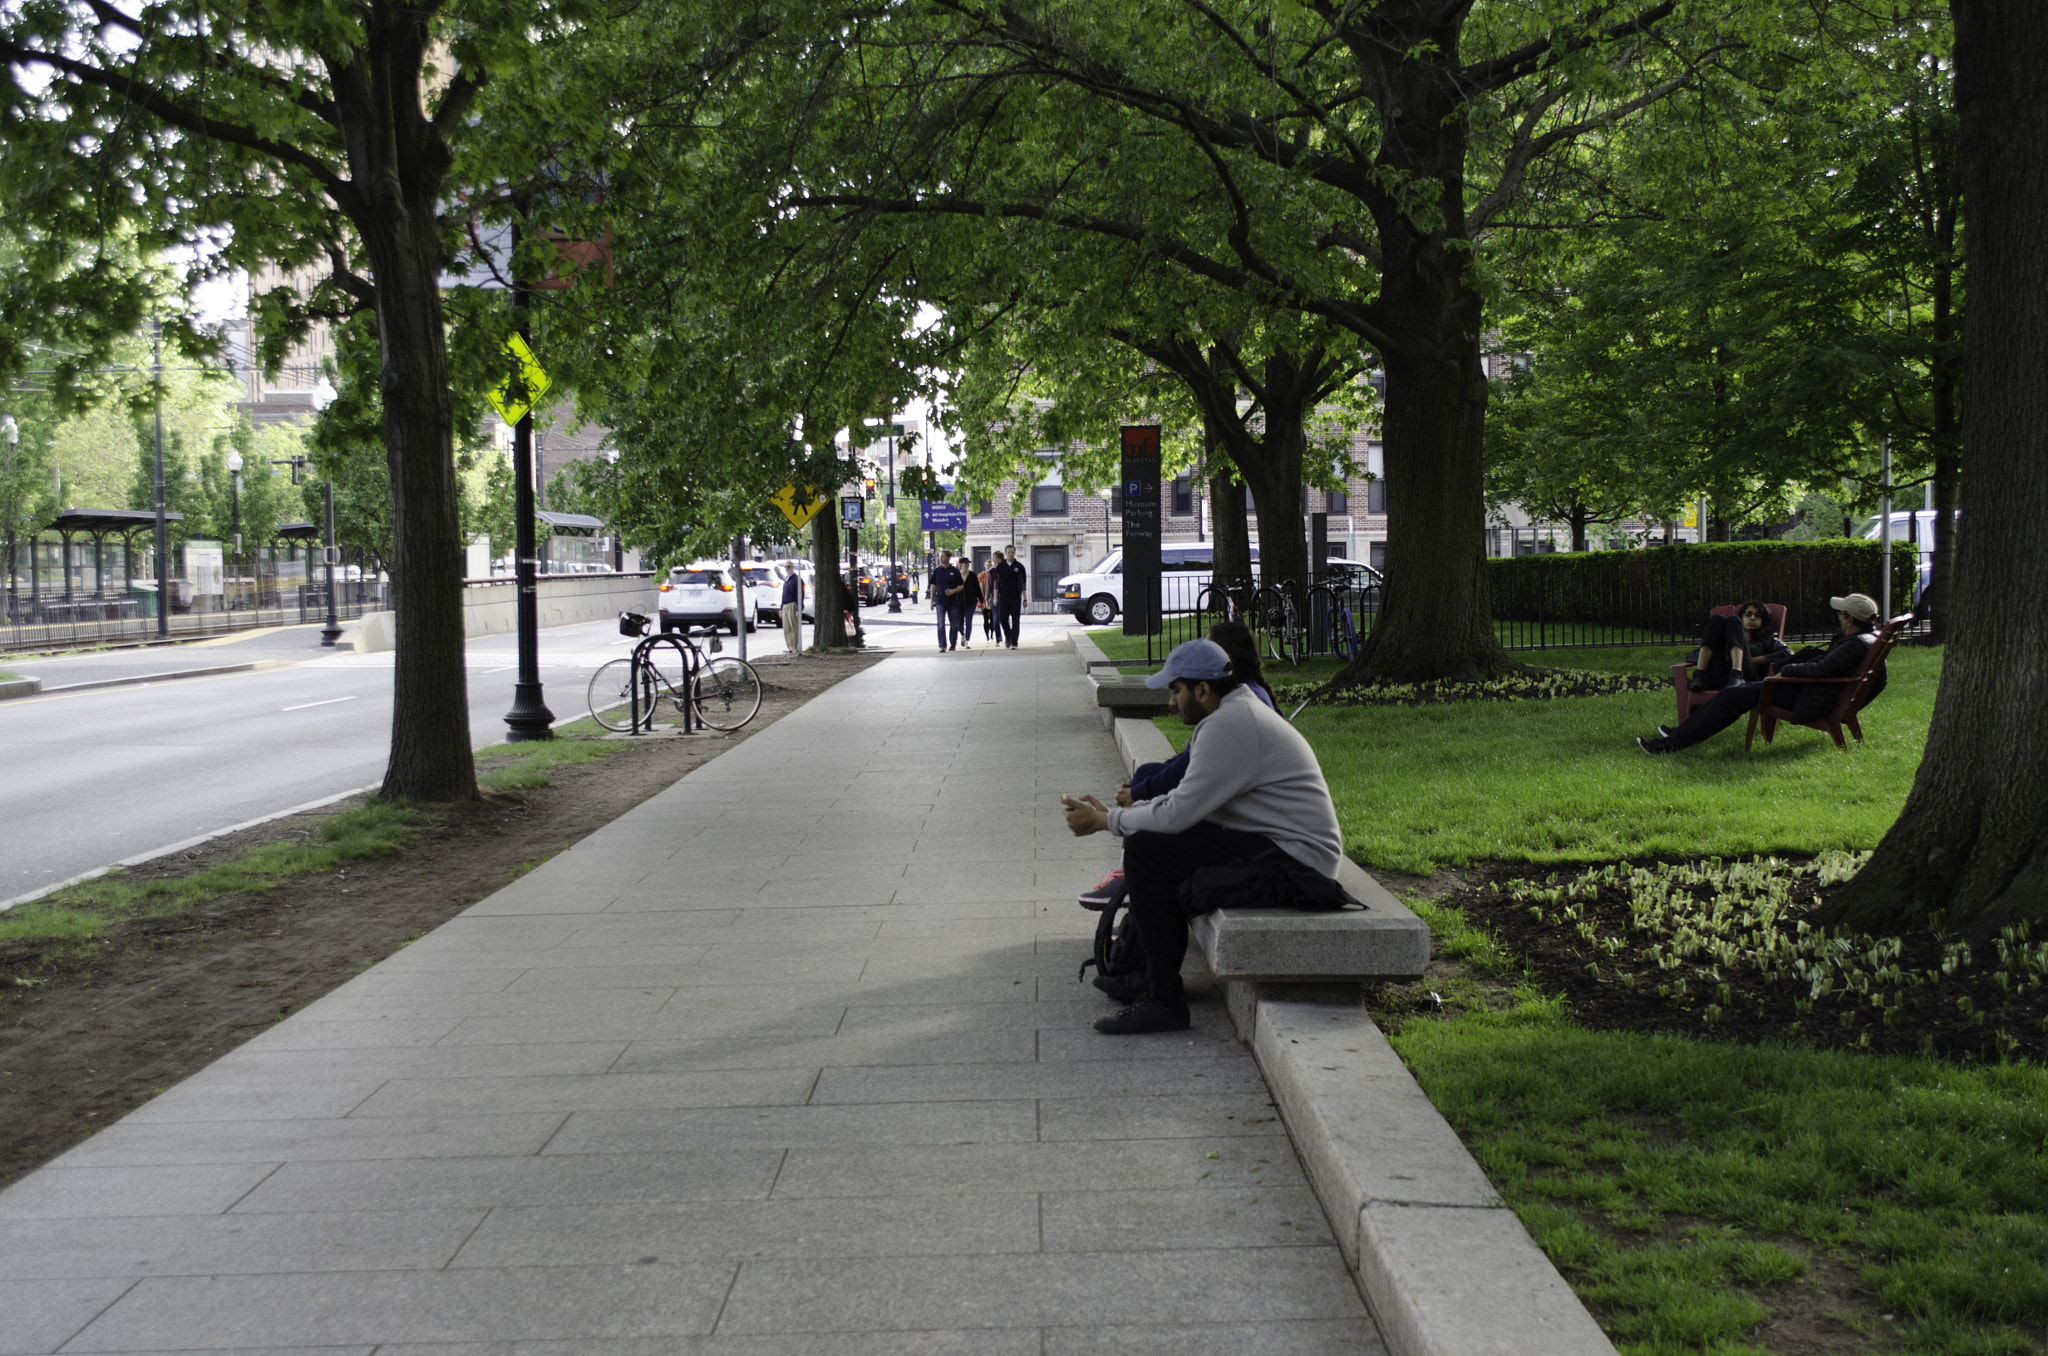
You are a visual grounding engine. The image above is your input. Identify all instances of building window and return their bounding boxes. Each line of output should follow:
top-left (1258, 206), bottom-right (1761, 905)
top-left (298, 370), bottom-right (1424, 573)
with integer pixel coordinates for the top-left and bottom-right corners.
top-left (1030, 485), bottom-right (1068, 516)
top-left (1109, 485), bottom-right (1125, 515)
top-left (1369, 541), bottom-right (1386, 571)
top-left (973, 498), bottom-right (992, 518)
top-left (1327, 486), bottom-right (1349, 515)
top-left (1171, 477), bottom-right (1193, 516)
top-left (1366, 442), bottom-right (1386, 515)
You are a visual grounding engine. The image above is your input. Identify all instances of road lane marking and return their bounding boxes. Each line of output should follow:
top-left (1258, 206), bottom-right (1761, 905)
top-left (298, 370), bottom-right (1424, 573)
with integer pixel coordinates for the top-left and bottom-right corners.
top-left (282, 695), bottom-right (360, 711)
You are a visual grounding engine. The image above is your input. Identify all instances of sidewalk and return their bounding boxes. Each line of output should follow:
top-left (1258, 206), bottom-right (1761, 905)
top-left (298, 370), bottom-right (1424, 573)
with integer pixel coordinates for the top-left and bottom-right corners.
top-left (0, 645), bottom-right (1382, 1353)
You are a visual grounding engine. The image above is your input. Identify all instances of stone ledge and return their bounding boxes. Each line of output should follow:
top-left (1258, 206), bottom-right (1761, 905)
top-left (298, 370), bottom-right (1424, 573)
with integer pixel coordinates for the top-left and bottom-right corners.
top-left (0, 677), bottom-right (42, 700)
top-left (1255, 998), bottom-right (1616, 1356)
top-left (1110, 714), bottom-right (1430, 984)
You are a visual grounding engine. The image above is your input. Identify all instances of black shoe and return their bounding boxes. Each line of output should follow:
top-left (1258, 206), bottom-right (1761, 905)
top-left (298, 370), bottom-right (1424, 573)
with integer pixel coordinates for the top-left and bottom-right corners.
top-left (1636, 735), bottom-right (1668, 755)
top-left (1094, 1000), bottom-right (1192, 1035)
top-left (1657, 724), bottom-right (1677, 740)
top-left (1092, 971), bottom-right (1149, 1004)
top-left (1687, 673), bottom-right (1706, 692)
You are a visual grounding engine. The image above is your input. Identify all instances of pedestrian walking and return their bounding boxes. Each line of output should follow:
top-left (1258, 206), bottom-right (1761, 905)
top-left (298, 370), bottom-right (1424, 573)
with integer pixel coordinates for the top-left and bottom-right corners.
top-left (956, 561), bottom-right (984, 650)
top-left (990, 544), bottom-right (1028, 649)
top-left (929, 551), bottom-right (963, 652)
top-left (978, 557), bottom-right (998, 640)
top-left (779, 568), bottom-right (805, 655)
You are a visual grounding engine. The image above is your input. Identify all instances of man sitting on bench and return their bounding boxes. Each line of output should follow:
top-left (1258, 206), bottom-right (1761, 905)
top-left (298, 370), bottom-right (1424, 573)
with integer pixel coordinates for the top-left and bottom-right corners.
top-left (1061, 639), bottom-right (1342, 1035)
top-left (1637, 593), bottom-right (1888, 755)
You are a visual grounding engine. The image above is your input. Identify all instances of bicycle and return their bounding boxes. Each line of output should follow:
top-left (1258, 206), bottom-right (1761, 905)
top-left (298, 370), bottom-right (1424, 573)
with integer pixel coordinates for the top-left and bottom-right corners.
top-left (1307, 576), bottom-right (1361, 662)
top-left (589, 612), bottom-right (763, 734)
top-left (1248, 583), bottom-right (1304, 665)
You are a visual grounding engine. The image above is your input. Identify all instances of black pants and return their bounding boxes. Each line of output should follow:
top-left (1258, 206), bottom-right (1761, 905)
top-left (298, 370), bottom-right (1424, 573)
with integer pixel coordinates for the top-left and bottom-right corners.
top-left (1694, 614), bottom-right (1752, 690)
top-left (997, 597), bottom-right (1021, 647)
top-left (1124, 823), bottom-right (1281, 1009)
top-left (982, 605), bottom-right (998, 638)
top-left (1666, 679), bottom-right (1819, 750)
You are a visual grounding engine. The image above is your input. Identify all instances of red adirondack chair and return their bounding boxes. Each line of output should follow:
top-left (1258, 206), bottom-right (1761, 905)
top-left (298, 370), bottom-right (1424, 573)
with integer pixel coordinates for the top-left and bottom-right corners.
top-left (1670, 603), bottom-right (1789, 724)
top-left (1744, 616), bottom-right (1909, 752)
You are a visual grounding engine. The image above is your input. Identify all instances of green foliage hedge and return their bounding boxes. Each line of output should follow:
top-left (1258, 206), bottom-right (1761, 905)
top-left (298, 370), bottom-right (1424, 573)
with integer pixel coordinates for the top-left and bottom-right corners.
top-left (1488, 539), bottom-right (1920, 638)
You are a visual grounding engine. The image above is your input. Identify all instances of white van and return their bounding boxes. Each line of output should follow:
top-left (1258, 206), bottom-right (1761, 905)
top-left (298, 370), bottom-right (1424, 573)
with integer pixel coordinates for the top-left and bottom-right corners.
top-left (1860, 510), bottom-right (1951, 608)
top-left (1057, 547), bottom-right (1382, 625)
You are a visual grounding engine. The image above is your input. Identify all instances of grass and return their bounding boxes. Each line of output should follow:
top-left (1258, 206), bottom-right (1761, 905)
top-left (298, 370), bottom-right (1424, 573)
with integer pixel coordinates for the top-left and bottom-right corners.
top-left (1389, 992), bottom-right (2048, 1355)
top-left (1162, 645), bottom-right (1940, 875)
top-left (472, 717), bottom-right (623, 791)
top-left (0, 800), bottom-right (420, 946)
top-left (1, 723), bottom-right (628, 947)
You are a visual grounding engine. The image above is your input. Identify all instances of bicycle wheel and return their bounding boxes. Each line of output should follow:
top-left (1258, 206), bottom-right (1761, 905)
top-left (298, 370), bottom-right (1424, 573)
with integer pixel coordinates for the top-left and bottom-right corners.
top-left (587, 659), bottom-right (640, 732)
top-left (1248, 587), bottom-right (1289, 662)
top-left (692, 656), bottom-right (763, 730)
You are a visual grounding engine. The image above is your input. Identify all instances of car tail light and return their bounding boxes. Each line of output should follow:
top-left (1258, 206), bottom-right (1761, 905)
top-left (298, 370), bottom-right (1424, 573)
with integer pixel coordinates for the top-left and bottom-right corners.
top-left (716, 580), bottom-right (732, 591)
top-left (659, 581), bottom-right (672, 592)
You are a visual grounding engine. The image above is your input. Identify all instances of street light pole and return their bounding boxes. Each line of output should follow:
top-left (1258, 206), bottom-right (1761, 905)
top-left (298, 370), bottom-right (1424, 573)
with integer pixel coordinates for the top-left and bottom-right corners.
top-left (308, 379), bottom-right (344, 646)
top-left (152, 320), bottom-right (169, 638)
top-left (226, 450), bottom-right (242, 610)
top-left (503, 213), bottom-right (555, 742)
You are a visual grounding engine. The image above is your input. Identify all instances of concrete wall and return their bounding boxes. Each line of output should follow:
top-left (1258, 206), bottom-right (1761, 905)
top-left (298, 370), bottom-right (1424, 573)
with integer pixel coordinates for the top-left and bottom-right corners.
top-left (462, 573), bottom-right (658, 639)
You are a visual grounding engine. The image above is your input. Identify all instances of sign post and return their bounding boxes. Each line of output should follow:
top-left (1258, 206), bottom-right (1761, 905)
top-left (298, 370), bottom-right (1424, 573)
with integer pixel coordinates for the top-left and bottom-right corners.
top-left (840, 497), bottom-right (865, 648)
top-left (1120, 425), bottom-right (1162, 642)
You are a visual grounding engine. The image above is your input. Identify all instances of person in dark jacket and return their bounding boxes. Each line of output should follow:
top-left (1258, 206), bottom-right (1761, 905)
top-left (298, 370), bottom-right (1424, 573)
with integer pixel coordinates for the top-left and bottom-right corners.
top-left (989, 545), bottom-right (1028, 648)
top-left (1638, 593), bottom-right (1887, 754)
top-left (1690, 599), bottom-right (1794, 691)
top-left (929, 553), bottom-right (962, 652)
top-left (956, 562), bottom-right (984, 650)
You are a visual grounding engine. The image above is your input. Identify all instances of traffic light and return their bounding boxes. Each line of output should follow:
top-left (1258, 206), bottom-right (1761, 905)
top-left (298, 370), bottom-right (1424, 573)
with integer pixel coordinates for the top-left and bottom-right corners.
top-left (865, 476), bottom-right (876, 500)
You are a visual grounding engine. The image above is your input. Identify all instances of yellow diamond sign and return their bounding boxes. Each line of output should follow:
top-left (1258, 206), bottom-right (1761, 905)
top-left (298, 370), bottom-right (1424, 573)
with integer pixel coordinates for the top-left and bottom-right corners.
top-left (770, 479), bottom-right (828, 531)
top-left (488, 334), bottom-right (552, 425)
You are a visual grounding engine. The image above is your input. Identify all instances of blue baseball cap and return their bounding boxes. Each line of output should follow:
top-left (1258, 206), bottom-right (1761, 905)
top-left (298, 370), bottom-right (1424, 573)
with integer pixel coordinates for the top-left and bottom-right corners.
top-left (1145, 638), bottom-right (1233, 689)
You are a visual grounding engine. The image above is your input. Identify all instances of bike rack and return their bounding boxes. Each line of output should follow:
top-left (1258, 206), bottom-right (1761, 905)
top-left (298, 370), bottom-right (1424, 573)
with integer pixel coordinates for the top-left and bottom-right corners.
top-left (616, 612), bottom-right (701, 735)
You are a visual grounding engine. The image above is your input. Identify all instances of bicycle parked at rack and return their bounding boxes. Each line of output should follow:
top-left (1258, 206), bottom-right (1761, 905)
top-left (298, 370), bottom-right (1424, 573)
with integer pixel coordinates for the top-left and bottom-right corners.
top-left (1306, 576), bottom-right (1362, 662)
top-left (589, 612), bottom-right (763, 733)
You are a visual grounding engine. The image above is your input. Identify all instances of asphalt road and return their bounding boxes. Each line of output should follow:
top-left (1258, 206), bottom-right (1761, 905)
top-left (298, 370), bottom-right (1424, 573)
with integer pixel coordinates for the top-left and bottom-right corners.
top-left (0, 605), bottom-right (1075, 903)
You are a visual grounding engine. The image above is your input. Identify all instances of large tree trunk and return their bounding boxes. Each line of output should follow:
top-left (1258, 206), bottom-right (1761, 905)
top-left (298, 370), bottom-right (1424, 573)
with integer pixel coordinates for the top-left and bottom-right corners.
top-left (1819, 0), bottom-right (2048, 939)
top-left (1339, 313), bottom-right (1517, 683)
top-left (811, 511), bottom-right (848, 647)
top-left (363, 230), bottom-right (474, 802)
top-left (1209, 463), bottom-right (1252, 586)
top-left (1922, 210), bottom-right (1963, 638)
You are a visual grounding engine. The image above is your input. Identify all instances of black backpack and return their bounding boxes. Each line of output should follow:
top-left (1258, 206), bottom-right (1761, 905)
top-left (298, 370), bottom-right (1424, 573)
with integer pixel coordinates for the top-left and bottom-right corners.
top-left (1079, 899), bottom-right (1143, 986)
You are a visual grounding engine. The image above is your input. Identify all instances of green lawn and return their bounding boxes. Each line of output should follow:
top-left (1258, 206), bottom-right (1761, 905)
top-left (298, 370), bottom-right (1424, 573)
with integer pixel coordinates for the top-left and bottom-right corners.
top-left (1155, 646), bottom-right (1940, 874)
top-left (1392, 996), bottom-right (2048, 1355)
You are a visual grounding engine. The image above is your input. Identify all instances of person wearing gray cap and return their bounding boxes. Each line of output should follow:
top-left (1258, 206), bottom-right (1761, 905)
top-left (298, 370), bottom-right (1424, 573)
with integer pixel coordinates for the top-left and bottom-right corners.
top-left (1062, 638), bottom-right (1342, 1034)
top-left (1637, 593), bottom-right (1889, 754)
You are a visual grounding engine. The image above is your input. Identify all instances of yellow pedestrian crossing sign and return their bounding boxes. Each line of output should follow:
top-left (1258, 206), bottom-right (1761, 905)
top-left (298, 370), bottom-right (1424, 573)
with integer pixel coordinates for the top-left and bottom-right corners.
top-left (770, 479), bottom-right (828, 530)
top-left (487, 334), bottom-right (552, 425)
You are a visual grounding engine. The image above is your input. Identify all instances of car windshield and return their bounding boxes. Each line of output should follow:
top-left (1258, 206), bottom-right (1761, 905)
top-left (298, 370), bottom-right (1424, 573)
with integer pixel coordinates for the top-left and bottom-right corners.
top-left (1084, 551), bottom-right (1118, 575)
top-left (743, 569), bottom-right (773, 584)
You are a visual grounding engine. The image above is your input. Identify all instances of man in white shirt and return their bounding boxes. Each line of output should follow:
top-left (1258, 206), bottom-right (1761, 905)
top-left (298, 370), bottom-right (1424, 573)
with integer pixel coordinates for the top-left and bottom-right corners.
top-left (1062, 639), bottom-right (1342, 1034)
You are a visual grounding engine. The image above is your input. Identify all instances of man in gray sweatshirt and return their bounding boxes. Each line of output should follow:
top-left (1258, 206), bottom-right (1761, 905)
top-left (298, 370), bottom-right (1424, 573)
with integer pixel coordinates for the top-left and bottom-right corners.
top-left (1062, 639), bottom-right (1343, 1035)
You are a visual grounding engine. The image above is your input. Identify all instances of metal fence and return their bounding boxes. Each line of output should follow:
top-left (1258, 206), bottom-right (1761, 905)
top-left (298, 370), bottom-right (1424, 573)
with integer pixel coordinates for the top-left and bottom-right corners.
top-left (1112, 543), bottom-right (1920, 667)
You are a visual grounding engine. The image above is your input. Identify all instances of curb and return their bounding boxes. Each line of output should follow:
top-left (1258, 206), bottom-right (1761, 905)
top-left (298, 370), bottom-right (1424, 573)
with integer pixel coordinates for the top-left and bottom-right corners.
top-left (1079, 648), bottom-right (1615, 1356)
top-left (0, 677), bottom-right (41, 700)
top-left (24, 660), bottom-right (289, 697)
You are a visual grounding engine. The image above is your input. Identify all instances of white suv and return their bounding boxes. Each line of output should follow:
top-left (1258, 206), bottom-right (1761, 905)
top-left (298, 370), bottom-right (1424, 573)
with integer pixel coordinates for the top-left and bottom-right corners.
top-left (659, 563), bottom-right (745, 634)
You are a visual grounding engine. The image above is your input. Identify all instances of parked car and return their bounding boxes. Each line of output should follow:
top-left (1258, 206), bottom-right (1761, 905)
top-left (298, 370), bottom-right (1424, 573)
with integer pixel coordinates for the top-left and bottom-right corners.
top-left (739, 564), bottom-right (785, 625)
top-left (658, 563), bottom-right (745, 634)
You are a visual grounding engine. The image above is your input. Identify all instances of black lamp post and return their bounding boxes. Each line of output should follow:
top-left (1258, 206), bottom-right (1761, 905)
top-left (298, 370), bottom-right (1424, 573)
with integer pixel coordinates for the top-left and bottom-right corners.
top-left (502, 211), bottom-right (555, 742)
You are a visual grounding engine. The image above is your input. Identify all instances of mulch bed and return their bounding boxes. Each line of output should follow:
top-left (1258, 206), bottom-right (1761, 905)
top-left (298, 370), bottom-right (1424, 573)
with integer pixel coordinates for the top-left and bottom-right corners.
top-left (1443, 858), bottom-right (2047, 1065)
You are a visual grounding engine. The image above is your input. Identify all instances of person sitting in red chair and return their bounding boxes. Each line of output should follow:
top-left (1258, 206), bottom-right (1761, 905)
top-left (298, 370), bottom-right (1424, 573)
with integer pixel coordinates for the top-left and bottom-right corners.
top-left (1638, 594), bottom-right (1887, 754)
top-left (1690, 599), bottom-right (1793, 691)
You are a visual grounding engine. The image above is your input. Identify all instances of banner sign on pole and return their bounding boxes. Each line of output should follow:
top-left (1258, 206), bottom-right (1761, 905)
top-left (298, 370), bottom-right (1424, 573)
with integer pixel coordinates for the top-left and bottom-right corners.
top-left (921, 500), bottom-right (968, 531)
top-left (1120, 425), bottom-right (1162, 636)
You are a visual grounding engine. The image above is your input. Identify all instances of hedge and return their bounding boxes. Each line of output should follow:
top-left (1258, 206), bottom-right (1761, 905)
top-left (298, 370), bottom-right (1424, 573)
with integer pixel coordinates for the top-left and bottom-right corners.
top-left (1487, 539), bottom-right (1922, 639)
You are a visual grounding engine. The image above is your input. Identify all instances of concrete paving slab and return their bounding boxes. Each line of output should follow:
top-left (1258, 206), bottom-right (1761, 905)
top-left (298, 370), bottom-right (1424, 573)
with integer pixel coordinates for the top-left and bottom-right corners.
top-left (46, 1115), bottom-right (569, 1169)
top-left (0, 1276), bottom-right (137, 1356)
top-left (1035, 1093), bottom-right (1292, 1141)
top-left (1043, 1319), bottom-right (1386, 1356)
top-left (1039, 1184), bottom-right (1335, 1252)
top-left (345, 1068), bottom-right (818, 1118)
top-left (378, 1338), bottom-right (1034, 1356)
top-left (230, 1151), bottom-right (785, 1213)
top-left (0, 1163), bottom-right (277, 1220)
top-left (713, 1246), bottom-right (1366, 1334)
top-left (58, 1264), bottom-right (738, 1350)
top-left (541, 1100), bottom-right (1037, 1155)
top-left (0, 1208), bottom-right (485, 1279)
top-left (811, 1055), bottom-right (1271, 1104)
